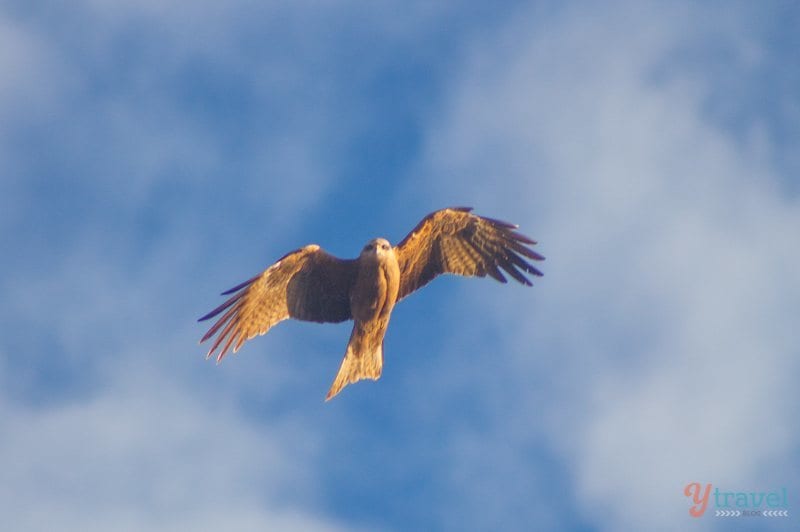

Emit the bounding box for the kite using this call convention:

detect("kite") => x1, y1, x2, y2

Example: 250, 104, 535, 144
198, 207, 544, 400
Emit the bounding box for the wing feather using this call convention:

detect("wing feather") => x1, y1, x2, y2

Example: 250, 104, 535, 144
198, 245, 357, 362
394, 207, 544, 300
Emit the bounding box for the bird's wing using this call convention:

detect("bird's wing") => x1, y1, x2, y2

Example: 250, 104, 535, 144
198, 245, 358, 362
394, 207, 544, 300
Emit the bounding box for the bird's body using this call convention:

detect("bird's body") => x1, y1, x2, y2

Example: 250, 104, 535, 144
199, 207, 544, 400
329, 238, 400, 400
351, 238, 400, 323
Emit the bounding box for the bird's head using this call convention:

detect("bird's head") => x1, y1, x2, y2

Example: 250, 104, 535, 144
361, 238, 392, 260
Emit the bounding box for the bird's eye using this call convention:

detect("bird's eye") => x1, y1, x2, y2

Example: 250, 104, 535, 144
382, 244, 389, 250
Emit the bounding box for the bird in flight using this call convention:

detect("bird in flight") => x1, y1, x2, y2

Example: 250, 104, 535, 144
199, 207, 544, 400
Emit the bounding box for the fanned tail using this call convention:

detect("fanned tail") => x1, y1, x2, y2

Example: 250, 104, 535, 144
325, 324, 383, 401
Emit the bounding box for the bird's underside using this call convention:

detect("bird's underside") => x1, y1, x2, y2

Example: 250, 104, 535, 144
199, 207, 544, 400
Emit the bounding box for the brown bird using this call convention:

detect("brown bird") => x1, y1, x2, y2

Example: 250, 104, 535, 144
198, 207, 544, 400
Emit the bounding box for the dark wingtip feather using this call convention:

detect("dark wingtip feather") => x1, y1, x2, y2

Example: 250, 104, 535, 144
521, 263, 544, 278
497, 244, 545, 284
198, 294, 236, 322
502, 261, 533, 286
482, 215, 519, 229
448, 206, 474, 212
509, 231, 537, 245
520, 248, 545, 261
486, 263, 508, 283
505, 237, 545, 261
198, 309, 219, 322
199, 275, 259, 323
220, 274, 260, 295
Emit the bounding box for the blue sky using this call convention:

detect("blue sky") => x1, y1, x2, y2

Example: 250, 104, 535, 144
2, 1, 799, 530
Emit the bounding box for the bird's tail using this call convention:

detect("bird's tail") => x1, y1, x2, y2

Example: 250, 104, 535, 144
326, 323, 383, 401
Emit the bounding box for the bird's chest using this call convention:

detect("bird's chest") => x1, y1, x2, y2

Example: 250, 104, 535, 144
351, 261, 398, 322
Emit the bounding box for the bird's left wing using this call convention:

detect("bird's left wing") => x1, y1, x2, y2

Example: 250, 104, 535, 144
198, 245, 357, 362
394, 207, 544, 301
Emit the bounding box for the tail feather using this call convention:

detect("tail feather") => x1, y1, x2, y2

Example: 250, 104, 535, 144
325, 340, 383, 401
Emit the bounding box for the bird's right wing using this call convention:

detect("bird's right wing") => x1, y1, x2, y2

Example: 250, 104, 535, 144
198, 245, 358, 362
394, 207, 544, 301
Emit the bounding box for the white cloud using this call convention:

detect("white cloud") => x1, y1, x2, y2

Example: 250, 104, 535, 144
411, 1, 800, 530
0, 363, 345, 532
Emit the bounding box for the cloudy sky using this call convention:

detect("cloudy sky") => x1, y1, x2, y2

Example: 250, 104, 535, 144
2, 1, 798, 530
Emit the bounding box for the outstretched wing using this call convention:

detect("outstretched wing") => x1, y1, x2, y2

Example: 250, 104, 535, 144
394, 207, 544, 300
198, 245, 358, 362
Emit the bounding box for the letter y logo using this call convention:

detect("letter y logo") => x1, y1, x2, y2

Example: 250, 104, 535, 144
684, 482, 712, 517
